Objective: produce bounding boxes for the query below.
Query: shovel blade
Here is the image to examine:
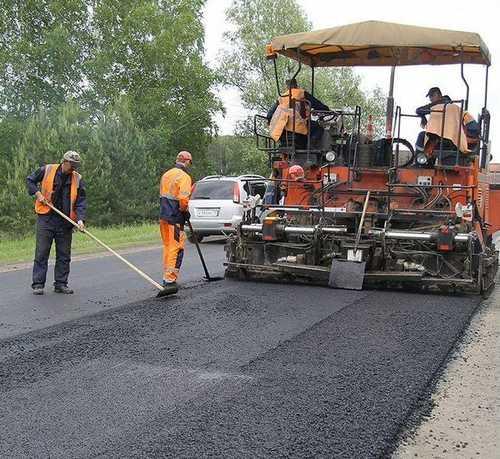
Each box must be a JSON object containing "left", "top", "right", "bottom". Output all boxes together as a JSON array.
[
  {"left": 329, "top": 260, "right": 366, "bottom": 290},
  {"left": 156, "top": 289, "right": 176, "bottom": 298},
  {"left": 204, "top": 276, "right": 225, "bottom": 282}
]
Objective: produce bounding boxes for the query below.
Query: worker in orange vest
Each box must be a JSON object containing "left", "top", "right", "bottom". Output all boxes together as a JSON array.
[
  {"left": 26, "top": 151, "right": 86, "bottom": 295},
  {"left": 267, "top": 78, "right": 329, "bottom": 149},
  {"left": 415, "top": 87, "right": 480, "bottom": 156},
  {"left": 282, "top": 165, "right": 313, "bottom": 206},
  {"left": 159, "top": 151, "right": 193, "bottom": 295}
]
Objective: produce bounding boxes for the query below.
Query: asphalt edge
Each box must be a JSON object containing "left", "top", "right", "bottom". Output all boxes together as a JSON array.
[{"left": 384, "top": 286, "right": 496, "bottom": 457}]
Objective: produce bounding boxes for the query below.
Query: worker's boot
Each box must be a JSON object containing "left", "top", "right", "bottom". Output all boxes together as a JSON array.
[
  {"left": 54, "top": 285, "right": 74, "bottom": 294},
  {"left": 162, "top": 281, "right": 178, "bottom": 295},
  {"left": 32, "top": 286, "right": 44, "bottom": 295}
]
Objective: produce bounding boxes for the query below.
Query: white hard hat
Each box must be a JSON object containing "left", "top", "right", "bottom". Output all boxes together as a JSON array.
[
  {"left": 62, "top": 150, "right": 81, "bottom": 164},
  {"left": 176, "top": 150, "right": 193, "bottom": 163}
]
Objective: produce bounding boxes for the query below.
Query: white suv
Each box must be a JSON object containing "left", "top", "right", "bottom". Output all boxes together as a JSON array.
[{"left": 187, "top": 175, "right": 266, "bottom": 242}]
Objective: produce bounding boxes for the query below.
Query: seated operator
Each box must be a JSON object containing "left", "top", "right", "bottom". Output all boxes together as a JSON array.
[
  {"left": 267, "top": 78, "right": 330, "bottom": 150},
  {"left": 415, "top": 87, "right": 480, "bottom": 157}
]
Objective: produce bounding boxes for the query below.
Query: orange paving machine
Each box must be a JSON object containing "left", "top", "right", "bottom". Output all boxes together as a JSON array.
[{"left": 225, "top": 21, "right": 498, "bottom": 293}]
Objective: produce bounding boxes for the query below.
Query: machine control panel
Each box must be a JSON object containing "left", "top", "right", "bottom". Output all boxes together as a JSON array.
[{"left": 417, "top": 176, "right": 433, "bottom": 186}]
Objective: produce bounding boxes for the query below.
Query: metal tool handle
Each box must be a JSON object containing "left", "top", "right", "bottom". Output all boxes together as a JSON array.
[
  {"left": 354, "top": 191, "right": 371, "bottom": 254},
  {"left": 186, "top": 219, "right": 211, "bottom": 280},
  {"left": 45, "top": 202, "right": 164, "bottom": 291}
]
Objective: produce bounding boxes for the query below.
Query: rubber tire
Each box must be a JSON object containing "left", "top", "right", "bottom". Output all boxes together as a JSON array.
[{"left": 392, "top": 137, "right": 415, "bottom": 168}]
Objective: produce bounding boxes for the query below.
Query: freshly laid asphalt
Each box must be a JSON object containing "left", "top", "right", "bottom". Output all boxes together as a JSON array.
[{"left": 0, "top": 272, "right": 481, "bottom": 457}]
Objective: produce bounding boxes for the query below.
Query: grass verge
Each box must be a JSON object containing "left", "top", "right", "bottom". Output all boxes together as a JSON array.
[{"left": 0, "top": 222, "right": 160, "bottom": 266}]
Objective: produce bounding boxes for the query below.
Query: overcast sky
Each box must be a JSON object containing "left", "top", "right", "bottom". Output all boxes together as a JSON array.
[{"left": 203, "top": 0, "right": 499, "bottom": 151}]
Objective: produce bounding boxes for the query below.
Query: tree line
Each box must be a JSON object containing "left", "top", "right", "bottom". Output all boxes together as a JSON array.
[{"left": 0, "top": 0, "right": 384, "bottom": 237}]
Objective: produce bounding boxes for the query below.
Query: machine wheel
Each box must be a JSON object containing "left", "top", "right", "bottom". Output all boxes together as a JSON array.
[{"left": 392, "top": 137, "right": 415, "bottom": 167}]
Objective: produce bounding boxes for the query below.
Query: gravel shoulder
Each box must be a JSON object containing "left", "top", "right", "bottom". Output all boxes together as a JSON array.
[{"left": 395, "top": 286, "right": 500, "bottom": 458}]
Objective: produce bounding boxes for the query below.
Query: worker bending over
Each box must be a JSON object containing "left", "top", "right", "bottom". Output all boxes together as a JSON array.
[
  {"left": 26, "top": 151, "right": 86, "bottom": 295},
  {"left": 159, "top": 151, "right": 193, "bottom": 295}
]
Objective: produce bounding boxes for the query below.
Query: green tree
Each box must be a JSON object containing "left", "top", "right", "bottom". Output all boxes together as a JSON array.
[
  {"left": 0, "top": 142, "right": 34, "bottom": 236},
  {"left": 0, "top": 0, "right": 92, "bottom": 118},
  {"left": 0, "top": 101, "right": 93, "bottom": 235},
  {"left": 207, "top": 135, "right": 268, "bottom": 176},
  {"left": 14, "top": 101, "right": 92, "bottom": 168},
  {"left": 220, "top": 0, "right": 311, "bottom": 114},
  {"left": 88, "top": 0, "right": 220, "bottom": 169},
  {"left": 86, "top": 97, "right": 158, "bottom": 226},
  {"left": 0, "top": 1, "right": 223, "bottom": 236},
  {"left": 0, "top": 98, "right": 160, "bottom": 233},
  {"left": 220, "top": 0, "right": 386, "bottom": 132}
]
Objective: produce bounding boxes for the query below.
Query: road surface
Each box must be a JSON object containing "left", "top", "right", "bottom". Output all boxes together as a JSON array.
[
  {"left": 0, "top": 239, "right": 226, "bottom": 340},
  {"left": 0, "top": 241, "right": 484, "bottom": 457}
]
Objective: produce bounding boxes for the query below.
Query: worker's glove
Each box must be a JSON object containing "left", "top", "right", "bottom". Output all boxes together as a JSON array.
[
  {"left": 35, "top": 191, "right": 48, "bottom": 205},
  {"left": 183, "top": 210, "right": 191, "bottom": 221},
  {"left": 76, "top": 220, "right": 85, "bottom": 232}
]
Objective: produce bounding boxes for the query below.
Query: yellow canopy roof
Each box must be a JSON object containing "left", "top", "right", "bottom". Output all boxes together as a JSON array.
[{"left": 268, "top": 21, "right": 490, "bottom": 67}]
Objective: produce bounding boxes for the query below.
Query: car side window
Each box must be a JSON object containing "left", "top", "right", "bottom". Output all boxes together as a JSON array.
[
  {"left": 242, "top": 182, "right": 250, "bottom": 196},
  {"left": 251, "top": 182, "right": 267, "bottom": 197}
]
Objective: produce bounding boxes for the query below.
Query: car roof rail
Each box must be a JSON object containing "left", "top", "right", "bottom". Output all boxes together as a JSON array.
[
  {"left": 237, "top": 174, "right": 265, "bottom": 179},
  {"left": 201, "top": 175, "right": 223, "bottom": 180}
]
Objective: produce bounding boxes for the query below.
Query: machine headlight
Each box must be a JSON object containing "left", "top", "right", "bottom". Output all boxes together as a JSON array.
[
  {"left": 416, "top": 152, "right": 428, "bottom": 165},
  {"left": 325, "top": 151, "right": 336, "bottom": 162}
]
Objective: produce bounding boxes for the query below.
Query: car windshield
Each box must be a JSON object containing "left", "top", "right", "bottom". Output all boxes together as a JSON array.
[{"left": 192, "top": 180, "right": 235, "bottom": 200}]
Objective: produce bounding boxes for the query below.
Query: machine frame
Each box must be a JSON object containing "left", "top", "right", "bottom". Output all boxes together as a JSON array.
[{"left": 225, "top": 21, "right": 497, "bottom": 294}]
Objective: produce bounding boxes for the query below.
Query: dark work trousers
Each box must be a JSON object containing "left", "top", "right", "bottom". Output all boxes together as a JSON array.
[{"left": 32, "top": 218, "right": 73, "bottom": 288}]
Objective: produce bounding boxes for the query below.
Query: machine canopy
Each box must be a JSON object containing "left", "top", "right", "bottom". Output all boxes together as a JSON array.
[{"left": 267, "top": 20, "right": 490, "bottom": 67}]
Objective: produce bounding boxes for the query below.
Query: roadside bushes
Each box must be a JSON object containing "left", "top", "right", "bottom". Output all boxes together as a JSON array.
[{"left": 0, "top": 98, "right": 160, "bottom": 237}]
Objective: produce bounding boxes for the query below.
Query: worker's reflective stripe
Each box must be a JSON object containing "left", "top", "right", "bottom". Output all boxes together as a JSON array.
[
  {"left": 40, "top": 164, "right": 57, "bottom": 198},
  {"left": 179, "top": 191, "right": 190, "bottom": 197},
  {"left": 163, "top": 267, "right": 179, "bottom": 273},
  {"left": 69, "top": 172, "right": 81, "bottom": 221}
]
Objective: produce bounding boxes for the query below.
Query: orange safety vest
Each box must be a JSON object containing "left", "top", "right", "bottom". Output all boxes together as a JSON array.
[
  {"left": 284, "top": 180, "right": 311, "bottom": 206},
  {"left": 269, "top": 88, "right": 309, "bottom": 141},
  {"left": 281, "top": 168, "right": 312, "bottom": 206},
  {"left": 34, "top": 164, "right": 81, "bottom": 221},
  {"left": 160, "top": 166, "right": 192, "bottom": 212}
]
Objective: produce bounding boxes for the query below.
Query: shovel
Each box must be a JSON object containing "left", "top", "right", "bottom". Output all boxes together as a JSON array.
[
  {"left": 44, "top": 202, "right": 173, "bottom": 298},
  {"left": 186, "top": 219, "right": 224, "bottom": 282},
  {"left": 329, "top": 191, "right": 370, "bottom": 290}
]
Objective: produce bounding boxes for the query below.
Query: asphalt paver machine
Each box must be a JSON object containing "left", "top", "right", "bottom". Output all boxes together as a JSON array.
[{"left": 225, "top": 21, "right": 498, "bottom": 293}]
